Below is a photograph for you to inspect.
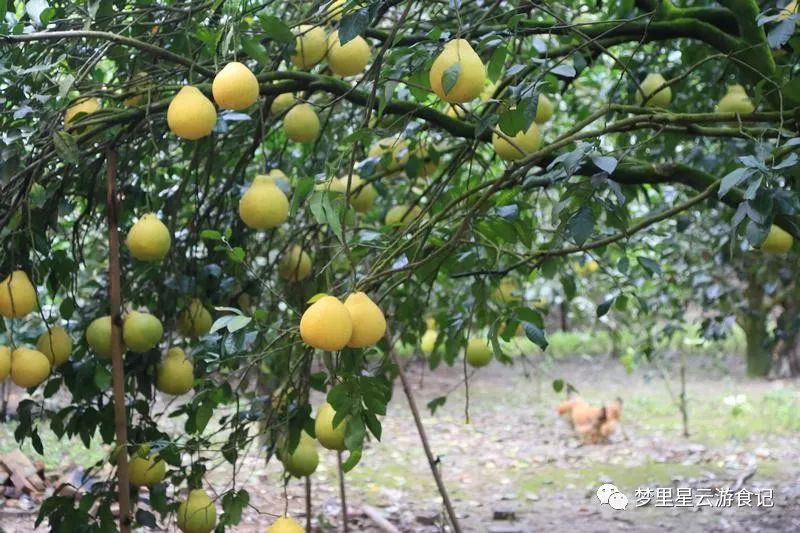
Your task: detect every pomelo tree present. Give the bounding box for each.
[1,0,799,531]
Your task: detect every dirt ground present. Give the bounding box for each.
[2,352,800,532]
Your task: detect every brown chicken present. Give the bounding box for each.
[557,396,623,444]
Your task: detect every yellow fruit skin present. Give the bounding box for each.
[157,347,194,395]
[760,225,793,254]
[344,292,386,348]
[368,138,409,171]
[385,205,423,227]
[327,31,371,77]
[212,62,259,110]
[315,402,348,451]
[281,432,319,477]
[86,316,118,358]
[279,246,312,282]
[300,296,353,351]
[271,93,296,115]
[123,311,163,353]
[429,39,485,103]
[64,97,100,125]
[239,177,290,229]
[177,489,217,533]
[283,103,320,143]
[126,213,171,261]
[177,299,213,338]
[268,516,305,533]
[635,73,672,108]
[292,25,328,69]
[717,85,755,114]
[492,121,541,161]
[36,326,72,367]
[491,278,521,304]
[0,270,37,318]
[10,348,51,388]
[167,86,218,140]
[128,452,166,486]
[420,329,438,354]
[339,174,376,212]
[465,338,493,368]
[326,0,346,21]
[535,94,554,124]
[0,346,11,381]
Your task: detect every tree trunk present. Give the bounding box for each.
[740,270,771,377]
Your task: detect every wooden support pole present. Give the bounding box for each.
[105,147,131,532]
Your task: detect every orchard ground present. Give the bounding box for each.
[2,338,799,532]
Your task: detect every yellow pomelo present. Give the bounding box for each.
[385,204,423,227]
[279,246,312,282]
[128,449,166,487]
[535,94,554,124]
[326,0,346,21]
[291,25,327,69]
[300,296,353,351]
[0,346,11,381]
[177,299,213,338]
[339,174,376,212]
[36,326,72,367]
[212,62,259,110]
[0,270,37,318]
[167,86,217,140]
[491,277,521,304]
[429,39,485,103]
[271,93,296,115]
[268,516,305,533]
[156,347,195,395]
[126,213,171,261]
[420,329,438,354]
[635,73,671,107]
[465,338,493,368]
[123,73,152,107]
[717,84,755,114]
[759,225,793,254]
[281,431,319,477]
[413,142,438,177]
[10,348,51,388]
[492,120,541,161]
[368,137,409,171]
[177,489,217,533]
[123,310,163,353]
[239,176,290,229]
[86,316,119,358]
[64,97,100,125]
[283,103,320,143]
[327,31,371,77]
[425,317,437,330]
[344,292,386,348]
[315,402,348,451]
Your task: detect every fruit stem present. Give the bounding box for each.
[105,147,132,532]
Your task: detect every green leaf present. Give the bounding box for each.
[341,448,362,472]
[135,510,157,529]
[522,321,548,350]
[427,396,447,414]
[228,247,245,263]
[259,15,293,43]
[718,167,754,198]
[636,256,661,276]
[339,8,371,45]
[498,107,525,136]
[93,365,112,390]
[195,402,213,433]
[596,298,614,317]
[200,229,222,240]
[52,131,79,164]
[552,379,564,393]
[241,36,268,65]
[226,315,251,333]
[567,206,594,245]
[441,63,461,96]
